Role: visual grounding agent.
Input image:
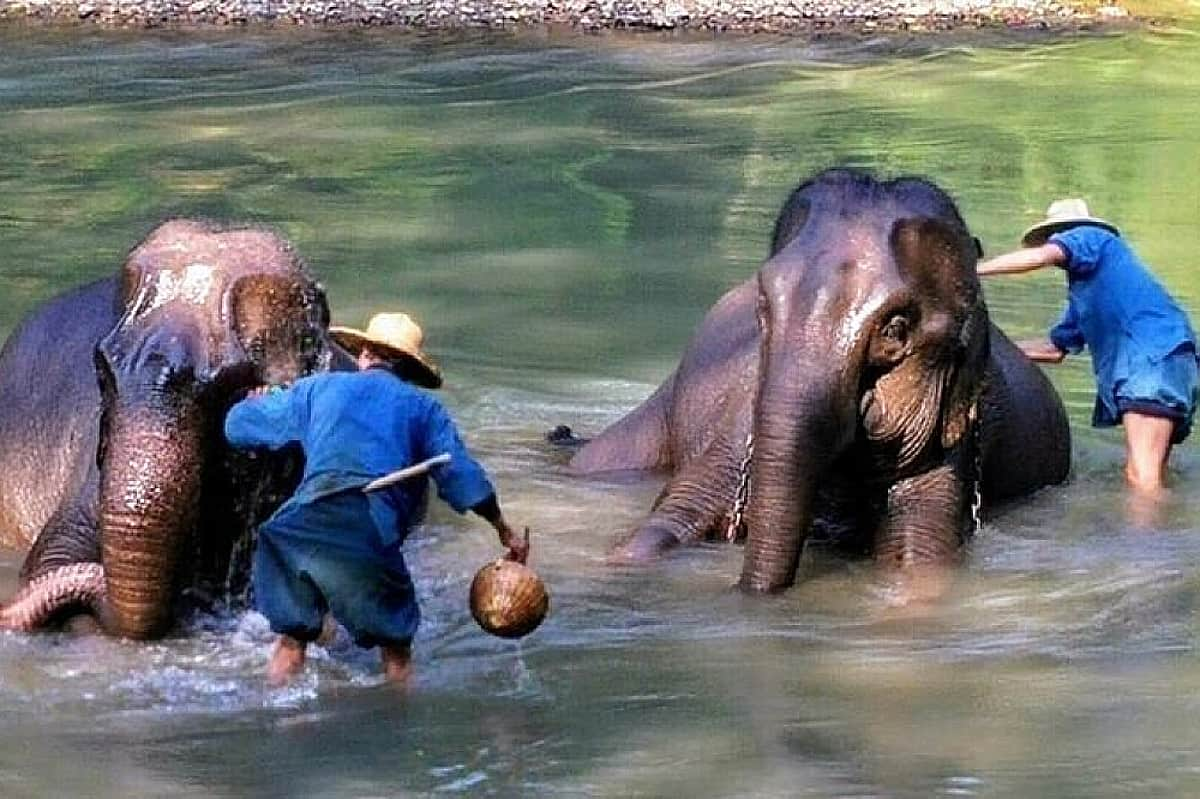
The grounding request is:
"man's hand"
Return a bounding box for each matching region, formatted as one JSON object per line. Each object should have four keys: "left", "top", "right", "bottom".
{"left": 499, "top": 522, "right": 530, "bottom": 565}
{"left": 247, "top": 384, "right": 288, "bottom": 399}
{"left": 472, "top": 496, "right": 530, "bottom": 563}
{"left": 1017, "top": 339, "right": 1067, "bottom": 363}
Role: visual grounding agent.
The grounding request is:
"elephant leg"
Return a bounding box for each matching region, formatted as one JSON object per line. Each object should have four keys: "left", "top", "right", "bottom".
{"left": 610, "top": 424, "right": 750, "bottom": 561}
{"left": 19, "top": 500, "right": 101, "bottom": 583}
{"left": 872, "top": 463, "right": 970, "bottom": 604}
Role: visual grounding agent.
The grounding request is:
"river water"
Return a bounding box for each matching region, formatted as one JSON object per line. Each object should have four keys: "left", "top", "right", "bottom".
{"left": 1, "top": 21, "right": 1200, "bottom": 798}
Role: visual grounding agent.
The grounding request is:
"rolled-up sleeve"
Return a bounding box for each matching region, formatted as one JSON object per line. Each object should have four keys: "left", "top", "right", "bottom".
{"left": 1049, "top": 300, "right": 1087, "bottom": 354}
{"left": 418, "top": 398, "right": 495, "bottom": 513}
{"left": 1049, "top": 227, "right": 1106, "bottom": 279}
{"left": 225, "top": 386, "right": 305, "bottom": 450}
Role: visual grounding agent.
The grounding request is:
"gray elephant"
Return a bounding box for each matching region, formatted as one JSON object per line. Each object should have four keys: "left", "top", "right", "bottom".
{"left": 570, "top": 168, "right": 1070, "bottom": 592}
{"left": 0, "top": 219, "right": 338, "bottom": 639}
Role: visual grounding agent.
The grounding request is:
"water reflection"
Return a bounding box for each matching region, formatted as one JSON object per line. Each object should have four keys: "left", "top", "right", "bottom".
{"left": 1, "top": 22, "right": 1200, "bottom": 798}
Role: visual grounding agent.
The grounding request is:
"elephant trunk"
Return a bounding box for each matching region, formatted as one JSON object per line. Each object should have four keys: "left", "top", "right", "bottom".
{"left": 739, "top": 297, "right": 853, "bottom": 593}
{"left": 0, "top": 563, "right": 106, "bottom": 631}
{"left": 97, "top": 388, "right": 208, "bottom": 639}
{"left": 739, "top": 393, "right": 842, "bottom": 593}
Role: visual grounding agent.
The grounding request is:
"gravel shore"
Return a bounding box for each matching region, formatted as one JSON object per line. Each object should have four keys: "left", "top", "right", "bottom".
{"left": 0, "top": 0, "right": 1135, "bottom": 34}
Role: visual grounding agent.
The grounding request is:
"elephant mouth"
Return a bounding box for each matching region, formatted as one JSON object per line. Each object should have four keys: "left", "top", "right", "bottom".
{"left": 733, "top": 379, "right": 960, "bottom": 549}
{"left": 182, "top": 376, "right": 306, "bottom": 611}
{"left": 856, "top": 368, "right": 951, "bottom": 478}
{"left": 65, "top": 357, "right": 300, "bottom": 637}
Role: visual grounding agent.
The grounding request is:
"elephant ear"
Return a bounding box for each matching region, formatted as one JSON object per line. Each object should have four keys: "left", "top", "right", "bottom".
{"left": 941, "top": 298, "right": 989, "bottom": 450}
{"left": 890, "top": 215, "right": 988, "bottom": 451}
{"left": 229, "top": 273, "right": 328, "bottom": 383}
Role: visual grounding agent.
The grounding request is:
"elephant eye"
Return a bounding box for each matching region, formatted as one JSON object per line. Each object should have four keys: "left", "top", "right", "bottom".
{"left": 869, "top": 313, "right": 913, "bottom": 367}
{"left": 755, "top": 292, "right": 769, "bottom": 330}
{"left": 880, "top": 315, "right": 910, "bottom": 344}
{"left": 248, "top": 337, "right": 266, "bottom": 361}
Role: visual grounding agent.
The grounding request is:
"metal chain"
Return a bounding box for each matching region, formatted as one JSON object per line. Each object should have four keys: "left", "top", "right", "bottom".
{"left": 721, "top": 404, "right": 982, "bottom": 542}
{"left": 968, "top": 401, "right": 983, "bottom": 535}
{"left": 725, "top": 432, "right": 755, "bottom": 542}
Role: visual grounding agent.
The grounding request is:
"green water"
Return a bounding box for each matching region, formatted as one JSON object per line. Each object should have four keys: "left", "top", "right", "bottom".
{"left": 1, "top": 22, "right": 1200, "bottom": 798}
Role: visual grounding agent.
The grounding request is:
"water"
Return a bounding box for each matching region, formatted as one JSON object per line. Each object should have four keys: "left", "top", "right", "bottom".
{"left": 2, "top": 21, "right": 1200, "bottom": 797}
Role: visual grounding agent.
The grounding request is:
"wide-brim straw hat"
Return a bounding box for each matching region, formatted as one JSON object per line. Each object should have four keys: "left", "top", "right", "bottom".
{"left": 330, "top": 312, "right": 443, "bottom": 389}
{"left": 1021, "top": 198, "right": 1119, "bottom": 246}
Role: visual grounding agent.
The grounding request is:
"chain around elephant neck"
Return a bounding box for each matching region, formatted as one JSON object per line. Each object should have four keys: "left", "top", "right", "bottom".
{"left": 725, "top": 433, "right": 755, "bottom": 542}
{"left": 723, "top": 406, "right": 981, "bottom": 543}
{"left": 968, "top": 401, "right": 983, "bottom": 535}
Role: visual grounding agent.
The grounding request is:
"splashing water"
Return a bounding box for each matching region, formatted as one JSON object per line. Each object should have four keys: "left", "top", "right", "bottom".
{"left": 3, "top": 22, "right": 1200, "bottom": 797}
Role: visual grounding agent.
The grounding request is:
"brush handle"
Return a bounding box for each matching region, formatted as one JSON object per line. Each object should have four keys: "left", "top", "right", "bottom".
{"left": 362, "top": 453, "right": 452, "bottom": 493}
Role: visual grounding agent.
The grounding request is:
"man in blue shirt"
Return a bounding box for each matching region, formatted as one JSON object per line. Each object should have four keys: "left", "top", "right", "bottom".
{"left": 978, "top": 199, "right": 1199, "bottom": 497}
{"left": 226, "top": 312, "right": 527, "bottom": 686}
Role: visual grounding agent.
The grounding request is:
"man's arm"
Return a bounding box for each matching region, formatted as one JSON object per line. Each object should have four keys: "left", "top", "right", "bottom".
{"left": 1047, "top": 300, "right": 1086, "bottom": 357}
{"left": 419, "top": 398, "right": 530, "bottom": 563}
{"left": 224, "top": 384, "right": 304, "bottom": 450}
{"left": 977, "top": 243, "right": 1066, "bottom": 277}
{"left": 471, "top": 494, "right": 529, "bottom": 563}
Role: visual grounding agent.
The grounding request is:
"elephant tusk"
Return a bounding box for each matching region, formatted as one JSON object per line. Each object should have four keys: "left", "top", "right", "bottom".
{"left": 0, "top": 562, "right": 107, "bottom": 632}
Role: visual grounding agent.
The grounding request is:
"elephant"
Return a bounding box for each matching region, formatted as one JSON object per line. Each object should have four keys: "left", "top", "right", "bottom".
{"left": 0, "top": 218, "right": 339, "bottom": 639}
{"left": 570, "top": 168, "right": 1071, "bottom": 593}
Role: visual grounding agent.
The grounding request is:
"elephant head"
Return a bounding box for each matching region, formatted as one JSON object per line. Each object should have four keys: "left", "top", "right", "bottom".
{"left": 740, "top": 169, "right": 988, "bottom": 593}
{"left": 88, "top": 219, "right": 330, "bottom": 638}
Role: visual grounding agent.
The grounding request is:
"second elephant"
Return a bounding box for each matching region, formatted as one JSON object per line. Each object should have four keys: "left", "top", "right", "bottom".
{"left": 571, "top": 168, "right": 1071, "bottom": 592}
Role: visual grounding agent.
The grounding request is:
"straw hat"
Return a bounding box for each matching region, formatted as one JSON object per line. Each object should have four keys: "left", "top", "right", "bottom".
{"left": 330, "top": 312, "right": 443, "bottom": 389}
{"left": 1021, "top": 198, "right": 1119, "bottom": 246}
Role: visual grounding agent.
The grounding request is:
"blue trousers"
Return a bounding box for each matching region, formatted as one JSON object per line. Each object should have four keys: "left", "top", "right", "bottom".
{"left": 253, "top": 491, "right": 419, "bottom": 648}
{"left": 1107, "top": 343, "right": 1199, "bottom": 445}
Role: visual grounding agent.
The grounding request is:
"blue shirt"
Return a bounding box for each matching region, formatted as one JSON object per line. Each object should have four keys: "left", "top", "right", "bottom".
{"left": 224, "top": 367, "right": 495, "bottom": 546}
{"left": 1047, "top": 225, "right": 1197, "bottom": 426}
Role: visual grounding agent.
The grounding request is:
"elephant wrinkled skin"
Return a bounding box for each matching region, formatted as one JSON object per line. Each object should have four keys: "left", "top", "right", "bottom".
{"left": 0, "top": 219, "right": 337, "bottom": 638}
{"left": 571, "top": 168, "right": 1071, "bottom": 592}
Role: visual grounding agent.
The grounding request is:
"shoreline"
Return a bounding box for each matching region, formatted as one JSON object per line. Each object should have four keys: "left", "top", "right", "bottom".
{"left": 0, "top": 0, "right": 1142, "bottom": 35}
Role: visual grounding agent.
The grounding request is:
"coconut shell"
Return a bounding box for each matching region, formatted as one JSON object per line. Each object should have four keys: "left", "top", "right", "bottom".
{"left": 469, "top": 559, "right": 549, "bottom": 639}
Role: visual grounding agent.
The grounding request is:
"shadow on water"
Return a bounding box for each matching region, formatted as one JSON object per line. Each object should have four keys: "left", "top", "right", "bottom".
{"left": 2, "top": 19, "right": 1200, "bottom": 798}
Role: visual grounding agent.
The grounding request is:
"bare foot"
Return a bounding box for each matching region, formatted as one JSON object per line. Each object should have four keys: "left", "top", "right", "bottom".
{"left": 315, "top": 613, "right": 339, "bottom": 647}
{"left": 380, "top": 643, "right": 412, "bottom": 687}
{"left": 1124, "top": 485, "right": 1169, "bottom": 530}
{"left": 266, "top": 636, "right": 308, "bottom": 687}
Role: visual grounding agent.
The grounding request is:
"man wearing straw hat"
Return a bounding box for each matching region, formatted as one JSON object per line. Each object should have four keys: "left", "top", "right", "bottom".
{"left": 978, "top": 199, "right": 1198, "bottom": 496}
{"left": 225, "top": 312, "right": 528, "bottom": 686}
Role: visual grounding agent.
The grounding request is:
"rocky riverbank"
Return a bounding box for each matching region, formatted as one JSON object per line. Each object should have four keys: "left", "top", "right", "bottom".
{"left": 0, "top": 0, "right": 1136, "bottom": 34}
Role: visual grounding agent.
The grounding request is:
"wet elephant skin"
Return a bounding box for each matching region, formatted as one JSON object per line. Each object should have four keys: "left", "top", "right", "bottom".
{"left": 0, "top": 219, "right": 340, "bottom": 638}
{"left": 570, "top": 168, "right": 1070, "bottom": 593}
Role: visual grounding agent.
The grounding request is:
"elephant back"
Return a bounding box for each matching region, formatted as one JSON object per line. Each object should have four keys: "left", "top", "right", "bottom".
{"left": 980, "top": 323, "right": 1072, "bottom": 503}
{"left": 0, "top": 278, "right": 119, "bottom": 548}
